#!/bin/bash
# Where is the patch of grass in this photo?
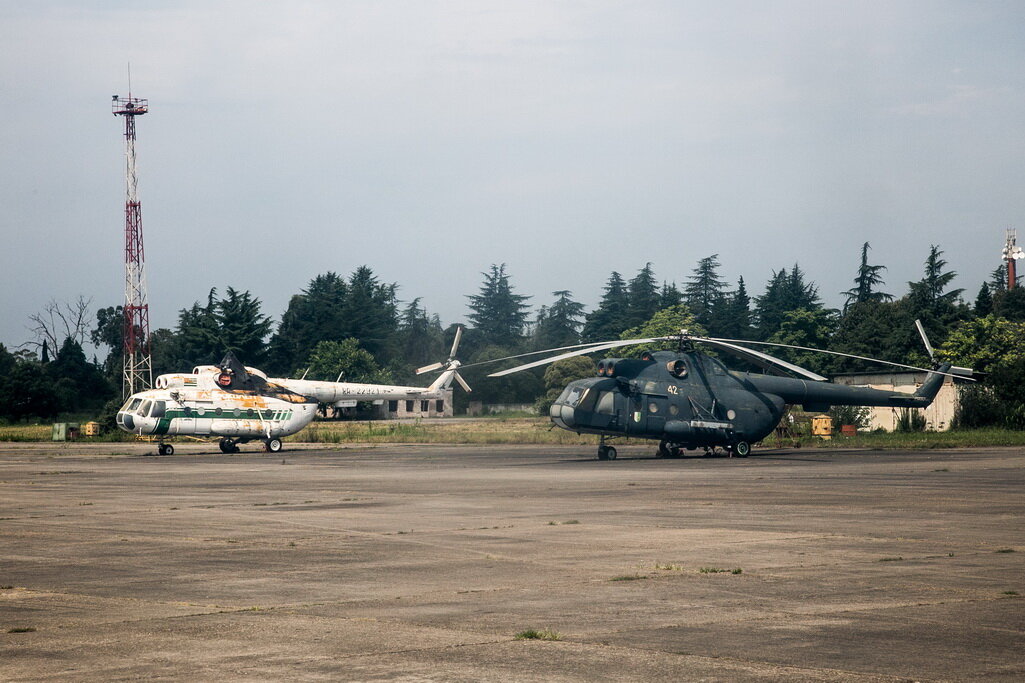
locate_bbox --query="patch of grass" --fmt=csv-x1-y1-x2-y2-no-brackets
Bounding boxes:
699,567,728,573
610,574,649,581
878,556,905,562
654,563,683,571
0,585,13,590
731,568,743,575
514,628,562,641
562,520,579,525
7,627,36,633
794,427,1025,450
995,548,1015,554
933,468,949,472
1002,590,1019,596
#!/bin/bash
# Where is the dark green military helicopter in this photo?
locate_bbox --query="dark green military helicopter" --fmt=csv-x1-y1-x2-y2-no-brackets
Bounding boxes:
487,322,973,460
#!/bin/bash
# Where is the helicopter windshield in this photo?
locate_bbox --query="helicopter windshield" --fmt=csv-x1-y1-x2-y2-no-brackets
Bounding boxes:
562,386,586,407
120,397,142,413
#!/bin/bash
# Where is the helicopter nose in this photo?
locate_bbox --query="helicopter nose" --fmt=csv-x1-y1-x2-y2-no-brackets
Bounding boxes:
549,403,576,429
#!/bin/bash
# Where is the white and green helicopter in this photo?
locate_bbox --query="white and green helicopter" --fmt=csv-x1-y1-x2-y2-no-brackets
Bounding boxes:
116,329,469,455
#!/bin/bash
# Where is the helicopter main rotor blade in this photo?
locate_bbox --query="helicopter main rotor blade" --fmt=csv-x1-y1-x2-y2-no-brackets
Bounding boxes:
454,339,642,372
454,371,472,393
693,337,828,381
704,337,975,381
487,337,672,377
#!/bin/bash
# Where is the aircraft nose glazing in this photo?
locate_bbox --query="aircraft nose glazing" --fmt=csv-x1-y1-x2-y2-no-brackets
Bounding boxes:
550,402,576,430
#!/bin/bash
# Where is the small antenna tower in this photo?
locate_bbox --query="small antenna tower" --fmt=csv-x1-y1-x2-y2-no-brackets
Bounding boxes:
112,77,153,398
1002,228,1024,290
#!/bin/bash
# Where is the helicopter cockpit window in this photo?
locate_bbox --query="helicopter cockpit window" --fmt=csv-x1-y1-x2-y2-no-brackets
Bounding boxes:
150,401,166,418
595,391,616,415
565,386,588,407
121,397,142,413
577,388,598,412
138,400,153,417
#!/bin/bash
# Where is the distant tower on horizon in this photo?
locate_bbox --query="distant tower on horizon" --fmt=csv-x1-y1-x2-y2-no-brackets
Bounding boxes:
1002,228,1024,291
113,91,153,398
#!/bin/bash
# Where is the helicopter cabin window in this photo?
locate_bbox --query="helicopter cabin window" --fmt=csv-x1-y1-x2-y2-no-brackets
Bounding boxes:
595,391,616,415
648,401,659,413
641,381,666,396
150,401,166,418
669,403,680,416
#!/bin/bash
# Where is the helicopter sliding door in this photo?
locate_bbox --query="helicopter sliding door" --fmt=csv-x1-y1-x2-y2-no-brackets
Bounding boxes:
629,387,669,437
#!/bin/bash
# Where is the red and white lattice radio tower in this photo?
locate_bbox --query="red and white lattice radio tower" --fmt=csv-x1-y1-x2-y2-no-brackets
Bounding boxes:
112,89,152,398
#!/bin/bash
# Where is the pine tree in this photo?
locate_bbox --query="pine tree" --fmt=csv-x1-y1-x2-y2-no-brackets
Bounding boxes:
659,281,683,309
843,242,892,311
466,264,531,346
709,277,752,339
343,266,399,360
908,245,963,311
215,287,273,363
975,283,993,317
535,290,585,349
625,263,660,329
397,298,444,371
684,254,725,326
755,265,821,339
581,271,629,342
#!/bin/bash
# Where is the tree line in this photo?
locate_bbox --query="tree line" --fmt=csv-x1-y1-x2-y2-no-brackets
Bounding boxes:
2,243,1023,427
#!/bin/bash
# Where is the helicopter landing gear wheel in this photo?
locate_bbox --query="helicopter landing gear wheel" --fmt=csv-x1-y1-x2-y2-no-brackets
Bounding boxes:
157,444,173,456
731,441,751,458
657,441,681,458
265,438,282,453
219,438,239,454
597,445,617,461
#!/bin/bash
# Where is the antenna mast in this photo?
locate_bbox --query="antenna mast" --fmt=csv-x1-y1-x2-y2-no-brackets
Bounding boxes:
112,90,153,398
1002,228,1023,290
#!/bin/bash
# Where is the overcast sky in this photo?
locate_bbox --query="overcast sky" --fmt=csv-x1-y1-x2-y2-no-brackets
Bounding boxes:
2,1,1023,355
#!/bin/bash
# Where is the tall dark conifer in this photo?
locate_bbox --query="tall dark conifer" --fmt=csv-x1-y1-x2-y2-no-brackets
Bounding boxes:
625,263,659,329
582,271,630,342
843,242,892,311
466,263,531,346
684,254,725,326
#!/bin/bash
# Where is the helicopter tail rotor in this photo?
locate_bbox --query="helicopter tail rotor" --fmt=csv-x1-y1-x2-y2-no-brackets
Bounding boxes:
416,327,471,393
914,319,974,377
